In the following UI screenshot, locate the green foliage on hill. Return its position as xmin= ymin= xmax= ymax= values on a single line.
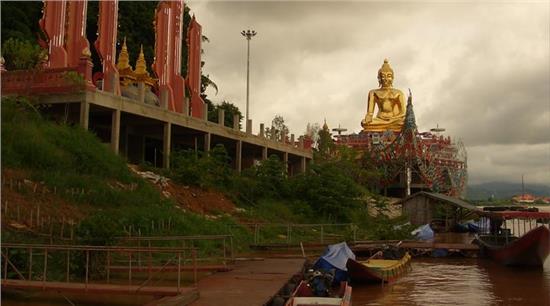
xmin=1 ymin=97 xmax=249 ymax=247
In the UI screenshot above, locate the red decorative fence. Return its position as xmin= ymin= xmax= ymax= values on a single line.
xmin=1 ymin=68 xmax=91 ymax=96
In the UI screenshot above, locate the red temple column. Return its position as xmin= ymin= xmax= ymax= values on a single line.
xmin=187 ymin=16 xmax=204 ymax=119
xmin=65 ymin=1 xmax=90 ymax=67
xmin=95 ymin=0 xmax=120 ymax=95
xmin=153 ymin=0 xmax=186 ymax=113
xmin=39 ymin=0 xmax=68 ymax=68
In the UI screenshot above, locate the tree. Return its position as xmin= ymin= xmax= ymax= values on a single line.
xmin=207 ymin=101 xmax=243 ymax=129
xmin=1 ymin=38 xmax=46 ymax=70
xmin=315 ymin=123 xmax=334 ymax=161
xmin=265 ymin=115 xmax=289 ymax=141
xmin=0 ymin=2 xmax=43 ymax=44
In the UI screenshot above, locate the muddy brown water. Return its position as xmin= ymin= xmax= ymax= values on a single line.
xmin=3 ymin=258 xmax=549 ymax=305
xmin=352 ymin=258 xmax=550 ymax=306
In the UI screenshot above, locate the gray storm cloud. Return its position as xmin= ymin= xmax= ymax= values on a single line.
xmin=188 ymin=0 xmax=550 ymax=185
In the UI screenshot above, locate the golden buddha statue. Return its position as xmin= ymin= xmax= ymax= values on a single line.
xmin=361 ymin=59 xmax=406 ymax=132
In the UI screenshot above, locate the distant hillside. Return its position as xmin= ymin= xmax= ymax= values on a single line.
xmin=466 ymin=182 xmax=550 ymax=201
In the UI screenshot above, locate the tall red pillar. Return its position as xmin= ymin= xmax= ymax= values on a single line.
xmin=39 ymin=0 xmax=68 ymax=68
xmin=187 ymin=16 xmax=204 ymax=119
xmin=65 ymin=1 xmax=90 ymax=67
xmin=152 ymin=1 xmax=186 ymax=113
xmin=95 ymin=0 xmax=120 ymax=95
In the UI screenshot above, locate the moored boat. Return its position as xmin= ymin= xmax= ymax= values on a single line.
xmin=474 ymin=210 xmax=550 ymax=266
xmin=346 ymin=251 xmax=412 ymax=283
xmin=284 ymin=280 xmax=352 ymax=306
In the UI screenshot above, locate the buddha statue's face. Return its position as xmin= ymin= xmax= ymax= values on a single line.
xmin=378 ymin=71 xmax=393 ymax=88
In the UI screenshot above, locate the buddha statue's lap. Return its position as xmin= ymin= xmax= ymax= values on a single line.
xmin=361 ymin=59 xmax=406 ymax=133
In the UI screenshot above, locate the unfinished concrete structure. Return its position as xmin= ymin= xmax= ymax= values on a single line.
xmin=1 ymin=0 xmax=312 ymax=173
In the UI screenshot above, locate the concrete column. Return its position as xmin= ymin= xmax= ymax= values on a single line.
xmin=79 ymin=101 xmax=89 ymax=130
xmin=260 ymin=123 xmax=265 ymax=137
xmin=204 ymin=133 xmax=211 ymax=153
xmin=163 ymin=122 xmax=171 ymax=169
xmin=233 ymin=114 xmax=240 ymax=130
xmin=160 ymin=88 xmax=169 ymax=109
xmin=203 ymin=103 xmax=209 ymax=121
xmin=283 ymin=152 xmax=289 ymax=172
xmin=262 ymin=146 xmax=268 ymax=160
xmin=184 ymin=97 xmax=190 ymax=116
xmin=138 ymin=82 xmax=145 ymax=103
xmin=110 ymin=109 xmax=120 ymax=154
xmin=300 ymin=156 xmax=307 ymax=173
xmin=218 ymin=109 xmax=225 ymax=126
xmin=246 ymin=119 xmax=252 ymax=134
xmin=290 ymin=134 xmax=295 ymax=146
xmin=236 ymin=140 xmax=242 ymax=173
xmin=281 ymin=131 xmax=287 ymax=143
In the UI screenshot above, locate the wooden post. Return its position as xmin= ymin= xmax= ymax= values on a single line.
xmin=193 ymin=249 xmax=197 ymax=286
xmin=177 ymin=252 xmax=181 ymax=291
xmin=128 ymin=252 xmax=132 ymax=286
xmin=85 ymin=250 xmax=89 ymax=291
xmin=3 ymin=248 xmax=8 ymax=279
xmin=28 ymin=247 xmax=33 ymax=280
xmin=107 ymin=250 xmax=110 ymax=283
xmin=42 ymin=249 xmax=48 ymax=289
xmin=66 ymin=250 xmax=70 ymax=282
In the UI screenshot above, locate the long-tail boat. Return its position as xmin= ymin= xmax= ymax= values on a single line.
xmin=474 ymin=210 xmax=550 ymax=266
xmin=346 ymin=251 xmax=412 ymax=284
xmin=284 ymin=280 xmax=352 ymax=306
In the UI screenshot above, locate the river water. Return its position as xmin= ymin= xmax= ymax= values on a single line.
xmin=352 ymin=258 xmax=550 ymax=306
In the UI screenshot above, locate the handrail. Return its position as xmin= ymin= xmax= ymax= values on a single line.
xmin=2 ymin=243 xmax=195 ymax=253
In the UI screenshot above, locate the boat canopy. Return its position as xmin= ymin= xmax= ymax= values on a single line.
xmin=317 ymin=242 xmax=356 ymax=271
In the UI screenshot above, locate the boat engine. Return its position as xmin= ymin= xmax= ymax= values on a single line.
xmin=305 ymin=268 xmax=335 ymax=297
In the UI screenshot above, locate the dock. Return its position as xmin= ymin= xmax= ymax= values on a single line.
xmin=189 ymin=258 xmax=305 ymax=306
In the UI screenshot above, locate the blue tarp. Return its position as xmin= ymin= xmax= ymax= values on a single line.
xmin=313 ymin=242 xmax=356 ymax=284
xmin=411 ymin=224 xmax=434 ymax=241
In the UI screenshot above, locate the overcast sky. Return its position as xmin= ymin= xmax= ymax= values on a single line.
xmin=186 ymin=0 xmax=550 ymax=186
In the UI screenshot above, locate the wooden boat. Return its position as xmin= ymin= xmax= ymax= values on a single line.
xmin=346 ymin=252 xmax=411 ymax=283
xmin=474 ymin=210 xmax=550 ymax=266
xmin=284 ymin=280 xmax=352 ymax=306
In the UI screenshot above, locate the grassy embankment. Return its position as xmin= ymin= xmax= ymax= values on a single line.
xmin=1 ymin=97 xmax=250 ymax=252
xmin=1 ymin=96 xmax=413 ymax=252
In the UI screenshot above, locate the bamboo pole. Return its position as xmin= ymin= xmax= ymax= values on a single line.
xmin=28 ymin=248 xmax=33 ymax=280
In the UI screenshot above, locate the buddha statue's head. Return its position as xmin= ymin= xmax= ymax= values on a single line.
xmin=377 ymin=59 xmax=394 ymax=88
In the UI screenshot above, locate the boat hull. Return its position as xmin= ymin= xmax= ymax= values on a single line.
xmin=476 ymin=226 xmax=550 ymax=266
xmin=346 ymin=253 xmax=411 ymax=284
xmin=284 ymin=281 xmax=352 ymax=306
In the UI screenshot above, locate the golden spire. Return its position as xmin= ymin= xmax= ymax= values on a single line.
xmin=378 ymin=58 xmax=393 ymax=74
xmin=134 ymin=44 xmax=156 ymax=87
xmin=117 ymin=37 xmax=132 ymax=72
xmin=134 ymin=45 xmax=149 ymax=76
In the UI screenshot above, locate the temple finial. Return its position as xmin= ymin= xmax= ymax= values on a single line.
xmin=135 ymin=44 xmax=148 ymax=76
xmin=134 ymin=44 xmax=156 ymax=87
xmin=117 ymin=37 xmax=132 ymax=71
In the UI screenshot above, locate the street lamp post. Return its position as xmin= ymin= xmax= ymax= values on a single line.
xmin=241 ymin=29 xmax=257 ymax=125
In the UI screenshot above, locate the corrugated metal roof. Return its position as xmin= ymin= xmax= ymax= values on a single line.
xmin=399 ymin=191 xmax=482 ymax=212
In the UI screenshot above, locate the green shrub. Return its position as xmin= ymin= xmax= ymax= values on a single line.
xmin=1 ymin=38 xmax=46 ymax=70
